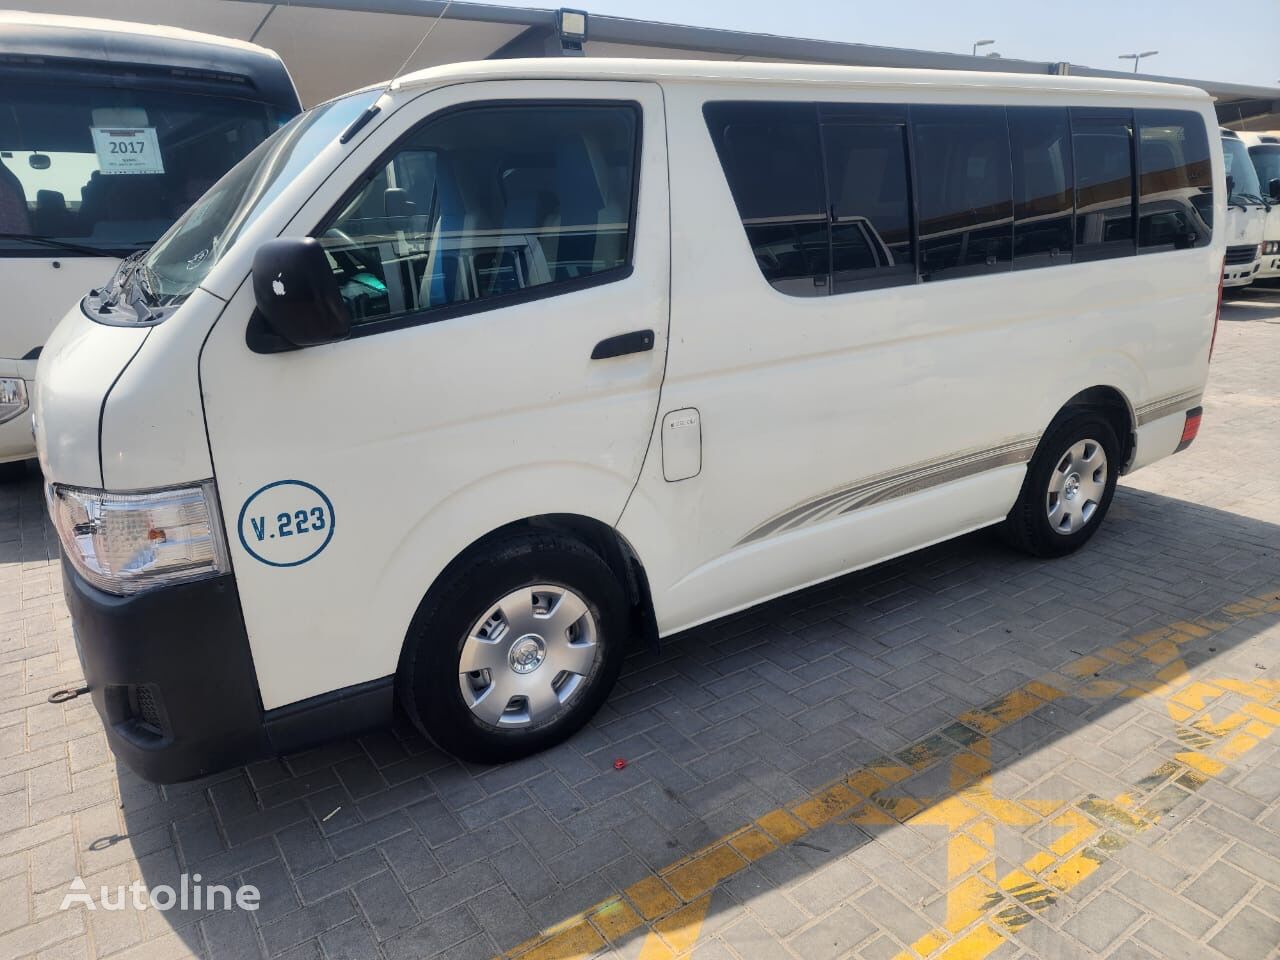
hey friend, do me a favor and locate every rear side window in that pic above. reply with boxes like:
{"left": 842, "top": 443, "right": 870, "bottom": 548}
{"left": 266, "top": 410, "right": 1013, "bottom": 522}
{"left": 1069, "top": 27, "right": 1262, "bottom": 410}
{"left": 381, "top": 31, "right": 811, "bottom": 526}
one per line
{"left": 822, "top": 117, "right": 916, "bottom": 292}
{"left": 1071, "top": 110, "right": 1135, "bottom": 262}
{"left": 317, "top": 102, "right": 639, "bottom": 327}
{"left": 703, "top": 102, "right": 830, "bottom": 296}
{"left": 911, "top": 106, "right": 1013, "bottom": 281}
{"left": 1136, "top": 110, "right": 1213, "bottom": 252}
{"left": 1008, "top": 107, "right": 1073, "bottom": 268}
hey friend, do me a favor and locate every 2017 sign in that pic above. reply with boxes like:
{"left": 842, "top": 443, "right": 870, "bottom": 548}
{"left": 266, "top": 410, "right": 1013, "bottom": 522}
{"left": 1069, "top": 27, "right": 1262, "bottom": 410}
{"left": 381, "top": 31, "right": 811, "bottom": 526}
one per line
{"left": 90, "top": 127, "right": 165, "bottom": 176}
{"left": 237, "top": 480, "right": 335, "bottom": 567}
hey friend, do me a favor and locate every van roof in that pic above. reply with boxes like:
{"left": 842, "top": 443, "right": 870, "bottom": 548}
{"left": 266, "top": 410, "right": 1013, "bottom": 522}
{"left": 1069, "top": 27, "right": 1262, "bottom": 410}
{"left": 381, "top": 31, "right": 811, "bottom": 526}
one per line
{"left": 1235, "top": 131, "right": 1280, "bottom": 146}
{"left": 371, "top": 56, "right": 1212, "bottom": 105}
{"left": 0, "top": 11, "right": 299, "bottom": 109}
{"left": 0, "top": 11, "right": 278, "bottom": 58}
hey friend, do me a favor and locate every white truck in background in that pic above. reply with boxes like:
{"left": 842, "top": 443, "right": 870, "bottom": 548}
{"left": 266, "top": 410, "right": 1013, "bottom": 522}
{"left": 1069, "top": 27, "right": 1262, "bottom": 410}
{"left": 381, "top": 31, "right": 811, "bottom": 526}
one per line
{"left": 1236, "top": 131, "right": 1280, "bottom": 279}
{"left": 0, "top": 12, "right": 300, "bottom": 475}
{"left": 1219, "top": 129, "right": 1268, "bottom": 288}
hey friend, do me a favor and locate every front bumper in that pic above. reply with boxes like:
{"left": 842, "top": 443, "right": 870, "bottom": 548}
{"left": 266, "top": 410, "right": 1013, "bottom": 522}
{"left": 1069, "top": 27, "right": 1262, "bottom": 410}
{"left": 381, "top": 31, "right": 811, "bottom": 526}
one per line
{"left": 62, "top": 557, "right": 395, "bottom": 783}
{"left": 62, "top": 559, "right": 269, "bottom": 783}
{"left": 1223, "top": 258, "right": 1261, "bottom": 287}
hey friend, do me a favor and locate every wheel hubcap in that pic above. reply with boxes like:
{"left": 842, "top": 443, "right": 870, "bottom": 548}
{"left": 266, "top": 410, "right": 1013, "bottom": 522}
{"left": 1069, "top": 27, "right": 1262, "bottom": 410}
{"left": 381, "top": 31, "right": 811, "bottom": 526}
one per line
{"left": 458, "top": 585, "right": 599, "bottom": 729}
{"left": 1045, "top": 439, "right": 1108, "bottom": 536}
{"left": 508, "top": 635, "right": 547, "bottom": 675}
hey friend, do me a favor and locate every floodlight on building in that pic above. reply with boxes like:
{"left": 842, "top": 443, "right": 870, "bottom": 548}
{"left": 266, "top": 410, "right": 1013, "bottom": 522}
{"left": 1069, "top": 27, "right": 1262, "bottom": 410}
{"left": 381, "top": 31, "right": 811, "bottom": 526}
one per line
{"left": 558, "top": 8, "right": 588, "bottom": 55}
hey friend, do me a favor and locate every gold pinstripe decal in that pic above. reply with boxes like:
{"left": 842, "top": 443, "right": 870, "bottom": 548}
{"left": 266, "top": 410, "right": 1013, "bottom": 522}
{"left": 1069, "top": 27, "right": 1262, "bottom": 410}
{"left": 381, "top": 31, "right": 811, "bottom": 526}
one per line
{"left": 736, "top": 435, "right": 1040, "bottom": 547}
{"left": 1135, "top": 389, "right": 1203, "bottom": 426}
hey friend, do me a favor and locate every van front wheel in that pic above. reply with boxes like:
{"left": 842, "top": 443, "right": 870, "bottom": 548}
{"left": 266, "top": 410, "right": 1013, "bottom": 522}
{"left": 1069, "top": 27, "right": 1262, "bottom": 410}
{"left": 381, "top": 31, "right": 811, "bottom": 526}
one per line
{"left": 1002, "top": 413, "right": 1120, "bottom": 558}
{"left": 398, "top": 533, "right": 628, "bottom": 763}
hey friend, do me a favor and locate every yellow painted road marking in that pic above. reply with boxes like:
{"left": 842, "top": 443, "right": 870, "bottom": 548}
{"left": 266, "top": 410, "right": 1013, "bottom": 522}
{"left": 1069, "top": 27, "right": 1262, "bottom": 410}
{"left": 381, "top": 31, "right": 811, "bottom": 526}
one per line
{"left": 638, "top": 896, "right": 711, "bottom": 960}
{"left": 496, "top": 588, "right": 1280, "bottom": 960}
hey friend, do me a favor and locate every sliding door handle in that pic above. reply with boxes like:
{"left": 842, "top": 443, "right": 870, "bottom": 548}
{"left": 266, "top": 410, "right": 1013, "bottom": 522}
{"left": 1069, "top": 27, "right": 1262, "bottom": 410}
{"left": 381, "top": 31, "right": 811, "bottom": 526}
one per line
{"left": 591, "top": 329, "right": 655, "bottom": 360}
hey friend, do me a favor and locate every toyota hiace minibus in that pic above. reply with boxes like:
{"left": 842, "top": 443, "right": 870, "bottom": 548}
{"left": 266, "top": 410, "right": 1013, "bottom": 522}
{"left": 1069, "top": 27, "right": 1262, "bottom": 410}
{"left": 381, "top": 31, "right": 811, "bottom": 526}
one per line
{"left": 0, "top": 12, "right": 299, "bottom": 473}
{"left": 35, "top": 60, "right": 1222, "bottom": 782}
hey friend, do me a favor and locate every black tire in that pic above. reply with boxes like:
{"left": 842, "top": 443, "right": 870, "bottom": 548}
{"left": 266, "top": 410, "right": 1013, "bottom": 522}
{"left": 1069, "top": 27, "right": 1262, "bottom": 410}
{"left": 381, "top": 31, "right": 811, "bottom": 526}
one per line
{"left": 398, "top": 532, "right": 629, "bottom": 763}
{"left": 1001, "top": 412, "right": 1121, "bottom": 558}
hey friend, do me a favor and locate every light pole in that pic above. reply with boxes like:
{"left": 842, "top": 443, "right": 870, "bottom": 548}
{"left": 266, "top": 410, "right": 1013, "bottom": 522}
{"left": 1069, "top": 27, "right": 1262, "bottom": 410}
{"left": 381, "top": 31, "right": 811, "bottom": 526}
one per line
{"left": 972, "top": 39, "right": 994, "bottom": 56}
{"left": 1118, "top": 50, "right": 1158, "bottom": 73}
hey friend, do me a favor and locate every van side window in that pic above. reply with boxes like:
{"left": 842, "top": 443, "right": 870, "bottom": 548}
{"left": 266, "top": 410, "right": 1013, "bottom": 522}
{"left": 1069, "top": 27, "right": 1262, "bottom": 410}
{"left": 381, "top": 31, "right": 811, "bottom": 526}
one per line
{"left": 821, "top": 118, "right": 916, "bottom": 292}
{"left": 910, "top": 106, "right": 1013, "bottom": 281}
{"left": 703, "top": 102, "right": 830, "bottom": 296}
{"left": 1071, "top": 110, "right": 1135, "bottom": 262}
{"left": 316, "top": 103, "right": 639, "bottom": 326}
{"left": 1136, "top": 110, "right": 1213, "bottom": 252}
{"left": 1008, "top": 107, "right": 1074, "bottom": 268}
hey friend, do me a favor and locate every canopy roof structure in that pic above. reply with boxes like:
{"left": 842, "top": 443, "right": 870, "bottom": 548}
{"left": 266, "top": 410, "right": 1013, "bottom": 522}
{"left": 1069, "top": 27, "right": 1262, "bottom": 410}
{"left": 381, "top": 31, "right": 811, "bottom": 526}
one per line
{"left": 14, "top": 0, "right": 1280, "bottom": 128}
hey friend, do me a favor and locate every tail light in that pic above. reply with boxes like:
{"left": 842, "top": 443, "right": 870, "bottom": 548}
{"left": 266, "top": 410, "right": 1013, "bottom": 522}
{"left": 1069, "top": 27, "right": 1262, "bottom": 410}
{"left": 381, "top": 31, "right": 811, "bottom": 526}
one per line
{"left": 1175, "top": 407, "right": 1203, "bottom": 453}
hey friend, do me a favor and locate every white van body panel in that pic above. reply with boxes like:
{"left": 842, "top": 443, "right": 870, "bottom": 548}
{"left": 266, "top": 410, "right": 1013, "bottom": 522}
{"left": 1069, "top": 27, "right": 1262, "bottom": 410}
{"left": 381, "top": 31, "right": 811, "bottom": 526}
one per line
{"left": 34, "top": 301, "right": 148, "bottom": 487}
{"left": 617, "top": 79, "right": 1218, "bottom": 635}
{"left": 198, "top": 79, "right": 670, "bottom": 709}
{"left": 1, "top": 257, "right": 115, "bottom": 463}
{"left": 98, "top": 289, "right": 222, "bottom": 490}
{"left": 4, "top": 257, "right": 112, "bottom": 362}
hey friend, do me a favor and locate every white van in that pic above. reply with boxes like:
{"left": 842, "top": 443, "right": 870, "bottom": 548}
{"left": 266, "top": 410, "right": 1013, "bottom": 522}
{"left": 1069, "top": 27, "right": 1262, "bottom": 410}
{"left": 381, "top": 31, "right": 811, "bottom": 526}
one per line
{"left": 1220, "top": 129, "right": 1268, "bottom": 287}
{"left": 1236, "top": 131, "right": 1280, "bottom": 279}
{"left": 35, "top": 60, "right": 1222, "bottom": 782}
{"left": 0, "top": 12, "right": 299, "bottom": 473}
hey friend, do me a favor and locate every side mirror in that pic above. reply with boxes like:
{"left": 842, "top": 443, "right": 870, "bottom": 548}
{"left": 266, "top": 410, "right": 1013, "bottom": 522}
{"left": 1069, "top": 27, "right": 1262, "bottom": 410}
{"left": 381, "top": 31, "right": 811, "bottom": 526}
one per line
{"left": 251, "top": 237, "right": 350, "bottom": 349}
{"left": 1270, "top": 178, "right": 1280, "bottom": 203}
{"left": 28, "top": 153, "right": 50, "bottom": 170}
{"left": 1226, "top": 174, "right": 1235, "bottom": 197}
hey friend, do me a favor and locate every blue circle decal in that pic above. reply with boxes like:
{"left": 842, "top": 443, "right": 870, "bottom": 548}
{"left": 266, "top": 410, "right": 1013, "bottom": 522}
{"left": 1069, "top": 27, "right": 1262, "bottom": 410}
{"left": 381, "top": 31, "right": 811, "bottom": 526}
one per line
{"left": 237, "top": 480, "right": 336, "bottom": 568}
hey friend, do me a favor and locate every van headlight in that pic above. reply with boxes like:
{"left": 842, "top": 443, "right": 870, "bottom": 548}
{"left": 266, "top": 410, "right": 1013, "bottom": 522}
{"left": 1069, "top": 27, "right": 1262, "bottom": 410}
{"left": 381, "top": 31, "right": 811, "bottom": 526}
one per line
{"left": 48, "top": 481, "right": 229, "bottom": 595}
{"left": 0, "top": 378, "right": 28, "bottom": 425}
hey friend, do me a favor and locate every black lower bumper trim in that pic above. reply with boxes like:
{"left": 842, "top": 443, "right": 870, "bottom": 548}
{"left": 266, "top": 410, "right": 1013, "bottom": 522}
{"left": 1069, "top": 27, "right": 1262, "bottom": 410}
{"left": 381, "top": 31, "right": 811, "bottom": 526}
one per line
{"left": 63, "top": 557, "right": 393, "bottom": 783}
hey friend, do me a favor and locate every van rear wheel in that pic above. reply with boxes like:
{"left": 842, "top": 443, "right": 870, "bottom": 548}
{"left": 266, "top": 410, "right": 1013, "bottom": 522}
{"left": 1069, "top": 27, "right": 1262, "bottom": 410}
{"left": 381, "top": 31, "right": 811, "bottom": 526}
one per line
{"left": 398, "top": 532, "right": 628, "bottom": 763}
{"left": 1002, "top": 413, "right": 1120, "bottom": 558}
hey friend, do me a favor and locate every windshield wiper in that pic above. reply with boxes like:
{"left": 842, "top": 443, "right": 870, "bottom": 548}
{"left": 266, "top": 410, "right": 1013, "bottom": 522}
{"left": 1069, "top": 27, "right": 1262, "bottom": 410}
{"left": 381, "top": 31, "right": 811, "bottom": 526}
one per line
{"left": 0, "top": 233, "right": 115, "bottom": 258}
{"left": 129, "top": 260, "right": 165, "bottom": 320}
{"left": 96, "top": 250, "right": 148, "bottom": 310}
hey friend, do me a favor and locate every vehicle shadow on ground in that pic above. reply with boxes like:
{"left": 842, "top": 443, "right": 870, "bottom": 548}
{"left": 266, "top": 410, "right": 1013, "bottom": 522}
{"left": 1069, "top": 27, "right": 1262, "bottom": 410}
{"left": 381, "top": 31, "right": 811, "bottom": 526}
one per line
{"left": 1223, "top": 281, "right": 1280, "bottom": 322}
{"left": 101, "top": 481, "right": 1280, "bottom": 959}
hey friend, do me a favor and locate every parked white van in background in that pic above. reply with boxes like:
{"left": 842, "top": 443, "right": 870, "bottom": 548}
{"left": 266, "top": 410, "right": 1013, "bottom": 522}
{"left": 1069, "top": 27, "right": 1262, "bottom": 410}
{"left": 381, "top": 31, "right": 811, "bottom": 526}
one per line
{"left": 1220, "top": 128, "right": 1268, "bottom": 287}
{"left": 0, "top": 12, "right": 299, "bottom": 474}
{"left": 35, "top": 60, "right": 1222, "bottom": 782}
{"left": 1236, "top": 131, "right": 1280, "bottom": 279}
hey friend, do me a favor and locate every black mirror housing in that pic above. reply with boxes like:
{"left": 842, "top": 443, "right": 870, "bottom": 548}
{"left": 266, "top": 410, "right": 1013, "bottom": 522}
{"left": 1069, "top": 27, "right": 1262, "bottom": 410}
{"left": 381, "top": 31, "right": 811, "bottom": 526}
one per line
{"left": 251, "top": 237, "right": 351, "bottom": 349}
{"left": 1270, "top": 178, "right": 1280, "bottom": 203}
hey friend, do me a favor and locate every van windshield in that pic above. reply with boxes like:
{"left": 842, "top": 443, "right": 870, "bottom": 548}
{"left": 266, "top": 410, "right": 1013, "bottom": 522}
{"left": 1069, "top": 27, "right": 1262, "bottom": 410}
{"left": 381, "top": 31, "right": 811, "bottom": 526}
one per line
{"left": 1249, "top": 145, "right": 1280, "bottom": 195}
{"left": 0, "top": 82, "right": 292, "bottom": 258}
{"left": 1222, "top": 137, "right": 1262, "bottom": 200}
{"left": 139, "top": 90, "right": 380, "bottom": 306}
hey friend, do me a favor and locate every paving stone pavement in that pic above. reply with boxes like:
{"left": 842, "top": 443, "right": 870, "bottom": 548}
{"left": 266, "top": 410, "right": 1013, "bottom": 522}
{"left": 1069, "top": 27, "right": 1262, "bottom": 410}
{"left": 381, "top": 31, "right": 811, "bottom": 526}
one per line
{"left": 2, "top": 286, "right": 1280, "bottom": 960}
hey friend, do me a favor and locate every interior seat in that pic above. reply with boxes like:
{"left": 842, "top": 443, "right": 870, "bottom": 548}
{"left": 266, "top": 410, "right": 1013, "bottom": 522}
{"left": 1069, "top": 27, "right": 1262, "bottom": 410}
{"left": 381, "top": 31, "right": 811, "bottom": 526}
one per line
{"left": 0, "top": 159, "right": 31, "bottom": 234}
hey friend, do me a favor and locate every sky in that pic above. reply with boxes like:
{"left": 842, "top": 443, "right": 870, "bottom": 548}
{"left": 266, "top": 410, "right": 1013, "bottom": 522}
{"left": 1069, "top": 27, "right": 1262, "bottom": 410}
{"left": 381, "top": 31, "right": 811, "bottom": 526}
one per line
{"left": 492, "top": 0, "right": 1279, "bottom": 89}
